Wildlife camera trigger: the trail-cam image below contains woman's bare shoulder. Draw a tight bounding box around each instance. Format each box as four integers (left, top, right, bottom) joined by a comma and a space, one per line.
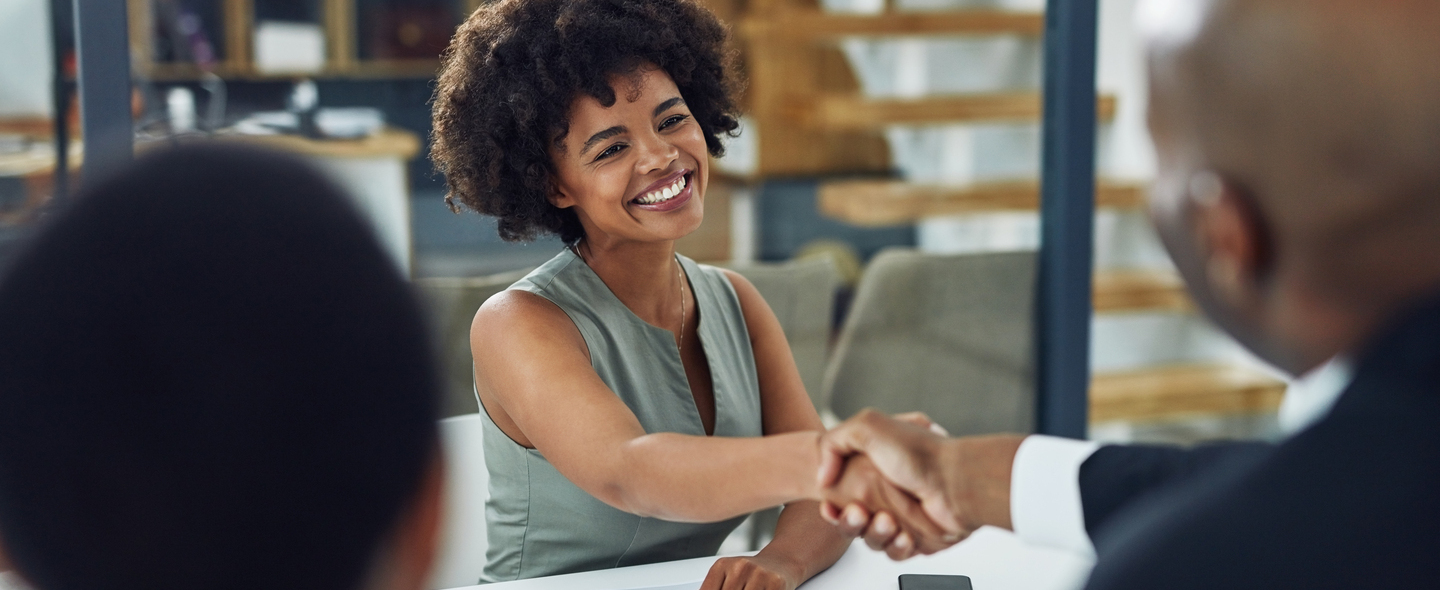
717, 268, 768, 314
471, 289, 583, 351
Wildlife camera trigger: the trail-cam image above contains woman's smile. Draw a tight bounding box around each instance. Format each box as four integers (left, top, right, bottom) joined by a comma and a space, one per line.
631, 170, 694, 211
548, 65, 710, 244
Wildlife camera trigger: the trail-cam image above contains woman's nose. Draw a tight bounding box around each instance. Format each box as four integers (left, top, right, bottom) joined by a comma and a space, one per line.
635, 133, 679, 174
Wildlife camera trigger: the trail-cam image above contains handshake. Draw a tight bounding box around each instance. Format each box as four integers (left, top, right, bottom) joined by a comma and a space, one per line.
813, 410, 1025, 560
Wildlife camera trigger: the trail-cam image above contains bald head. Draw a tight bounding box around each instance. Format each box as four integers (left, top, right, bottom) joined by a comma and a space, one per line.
1138, 0, 1440, 372
1149, 0, 1440, 286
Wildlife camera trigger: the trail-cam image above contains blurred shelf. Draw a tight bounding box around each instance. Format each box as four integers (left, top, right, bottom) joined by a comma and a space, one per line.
818, 179, 1145, 226
740, 9, 1045, 40
0, 151, 63, 178
0, 129, 417, 179
339, 59, 443, 78
1093, 269, 1193, 314
128, 0, 455, 82
1090, 364, 1287, 423
803, 92, 1116, 131
139, 60, 441, 81
0, 118, 57, 138
0, 144, 83, 177
218, 127, 421, 158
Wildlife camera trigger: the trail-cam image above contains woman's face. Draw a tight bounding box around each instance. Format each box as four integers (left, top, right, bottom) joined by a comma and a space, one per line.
549, 65, 709, 247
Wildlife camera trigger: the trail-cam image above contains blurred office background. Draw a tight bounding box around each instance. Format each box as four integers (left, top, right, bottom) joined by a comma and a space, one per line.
0, 0, 1287, 455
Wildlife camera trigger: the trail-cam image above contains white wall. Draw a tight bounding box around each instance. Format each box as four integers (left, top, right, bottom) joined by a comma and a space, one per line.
1095, 0, 1155, 181
0, 0, 55, 118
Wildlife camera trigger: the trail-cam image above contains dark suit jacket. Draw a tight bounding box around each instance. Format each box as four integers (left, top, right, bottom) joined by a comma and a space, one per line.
1077, 294, 1440, 589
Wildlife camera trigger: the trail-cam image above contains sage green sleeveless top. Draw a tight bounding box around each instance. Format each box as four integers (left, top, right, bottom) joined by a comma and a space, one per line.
478, 248, 762, 583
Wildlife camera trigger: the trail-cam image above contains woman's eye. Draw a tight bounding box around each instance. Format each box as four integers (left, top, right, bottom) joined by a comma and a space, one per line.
595, 144, 626, 161
659, 114, 689, 131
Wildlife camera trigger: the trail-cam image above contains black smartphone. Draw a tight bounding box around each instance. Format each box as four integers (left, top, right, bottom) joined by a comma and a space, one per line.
898, 574, 974, 590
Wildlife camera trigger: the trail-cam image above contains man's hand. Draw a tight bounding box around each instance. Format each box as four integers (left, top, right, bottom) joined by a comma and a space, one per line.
817, 409, 1025, 559
700, 553, 802, 590
818, 411, 963, 536
819, 454, 958, 560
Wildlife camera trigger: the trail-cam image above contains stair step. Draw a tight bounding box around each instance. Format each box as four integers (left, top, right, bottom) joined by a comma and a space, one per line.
740, 9, 1045, 40
1090, 364, 1287, 423
1093, 269, 1193, 314
818, 179, 1145, 226
801, 92, 1116, 131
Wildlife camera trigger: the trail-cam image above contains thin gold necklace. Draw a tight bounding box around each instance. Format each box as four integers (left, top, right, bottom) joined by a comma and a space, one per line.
675, 254, 686, 355
572, 239, 686, 353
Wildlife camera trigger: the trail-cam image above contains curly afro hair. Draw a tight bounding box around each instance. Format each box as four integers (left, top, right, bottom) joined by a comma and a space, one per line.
430, 0, 742, 243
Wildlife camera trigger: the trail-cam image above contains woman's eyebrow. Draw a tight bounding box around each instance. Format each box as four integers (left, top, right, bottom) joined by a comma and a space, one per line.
653, 96, 685, 117
580, 126, 625, 156
577, 97, 685, 156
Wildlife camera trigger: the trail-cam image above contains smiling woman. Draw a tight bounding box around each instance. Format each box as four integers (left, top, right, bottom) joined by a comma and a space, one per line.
426, 0, 892, 587
431, 0, 739, 244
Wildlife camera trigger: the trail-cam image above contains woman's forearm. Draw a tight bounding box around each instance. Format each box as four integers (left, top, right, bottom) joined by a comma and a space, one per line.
606, 431, 822, 522
758, 500, 851, 584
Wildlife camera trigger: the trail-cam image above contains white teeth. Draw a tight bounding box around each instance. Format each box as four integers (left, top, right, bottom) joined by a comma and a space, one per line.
635, 175, 688, 205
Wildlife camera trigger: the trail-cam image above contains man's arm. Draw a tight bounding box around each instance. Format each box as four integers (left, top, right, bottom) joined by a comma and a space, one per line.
1078, 442, 1272, 537
1010, 435, 1100, 554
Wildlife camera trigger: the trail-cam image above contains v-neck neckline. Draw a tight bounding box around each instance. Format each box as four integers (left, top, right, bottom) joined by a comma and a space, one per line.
564, 248, 720, 436
564, 246, 702, 341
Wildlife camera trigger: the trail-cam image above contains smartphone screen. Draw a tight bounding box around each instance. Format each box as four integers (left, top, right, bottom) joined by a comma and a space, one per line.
898, 574, 974, 590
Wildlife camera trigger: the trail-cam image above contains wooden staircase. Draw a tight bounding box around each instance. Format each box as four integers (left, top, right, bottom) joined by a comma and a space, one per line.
819, 179, 1145, 225
715, 0, 1286, 427
738, 8, 1045, 39
799, 92, 1116, 130
1091, 364, 1286, 423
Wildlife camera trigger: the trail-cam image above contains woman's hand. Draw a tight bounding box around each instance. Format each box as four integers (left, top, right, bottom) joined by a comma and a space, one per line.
819, 453, 958, 560
700, 553, 804, 590
817, 411, 1024, 561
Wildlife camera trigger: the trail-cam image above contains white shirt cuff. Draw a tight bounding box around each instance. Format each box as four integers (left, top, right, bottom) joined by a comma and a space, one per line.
1010, 434, 1101, 556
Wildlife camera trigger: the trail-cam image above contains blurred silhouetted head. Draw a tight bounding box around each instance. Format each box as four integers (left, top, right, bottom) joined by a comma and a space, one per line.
0, 145, 442, 590
1140, 0, 1440, 373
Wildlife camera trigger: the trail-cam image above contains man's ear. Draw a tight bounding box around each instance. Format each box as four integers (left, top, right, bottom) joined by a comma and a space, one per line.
1191, 173, 1273, 310
368, 447, 446, 590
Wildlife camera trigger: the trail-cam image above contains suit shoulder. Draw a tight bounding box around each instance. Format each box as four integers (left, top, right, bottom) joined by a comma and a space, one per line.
1086, 415, 1440, 589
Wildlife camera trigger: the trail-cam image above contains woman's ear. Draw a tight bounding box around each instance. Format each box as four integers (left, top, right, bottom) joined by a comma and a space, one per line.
548, 183, 576, 209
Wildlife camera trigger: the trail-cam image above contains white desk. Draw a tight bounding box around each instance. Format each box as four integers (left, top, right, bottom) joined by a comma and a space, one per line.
450, 527, 1093, 590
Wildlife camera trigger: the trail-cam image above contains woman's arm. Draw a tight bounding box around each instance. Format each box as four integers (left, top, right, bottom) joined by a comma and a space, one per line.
698, 271, 851, 589
471, 289, 821, 523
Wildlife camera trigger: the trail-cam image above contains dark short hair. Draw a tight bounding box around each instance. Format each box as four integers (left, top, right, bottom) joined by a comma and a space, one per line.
430, 0, 741, 243
0, 145, 440, 590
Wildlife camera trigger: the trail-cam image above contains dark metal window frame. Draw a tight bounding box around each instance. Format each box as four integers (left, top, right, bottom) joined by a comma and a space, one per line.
1037, 0, 1100, 438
